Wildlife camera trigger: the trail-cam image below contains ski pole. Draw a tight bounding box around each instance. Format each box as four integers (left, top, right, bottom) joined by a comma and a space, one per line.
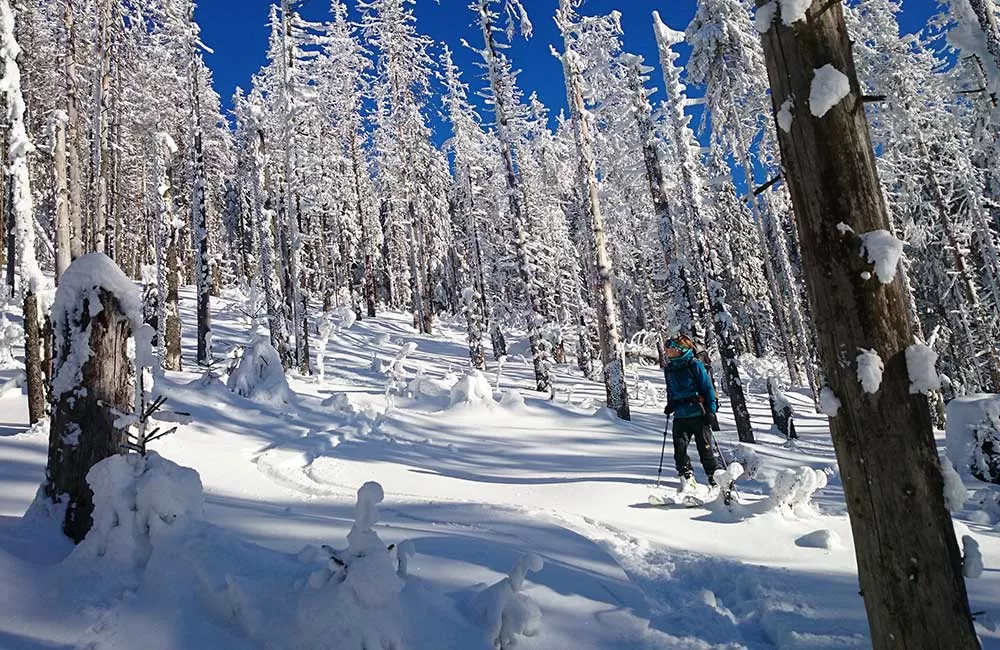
656, 416, 670, 488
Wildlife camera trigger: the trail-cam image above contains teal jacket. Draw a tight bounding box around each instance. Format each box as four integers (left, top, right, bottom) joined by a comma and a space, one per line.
663, 349, 719, 419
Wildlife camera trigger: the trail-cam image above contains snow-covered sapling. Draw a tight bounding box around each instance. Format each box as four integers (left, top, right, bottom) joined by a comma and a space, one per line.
472, 553, 544, 649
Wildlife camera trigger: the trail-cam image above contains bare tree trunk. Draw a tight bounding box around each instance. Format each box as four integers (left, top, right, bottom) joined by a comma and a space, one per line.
189, 43, 211, 367
54, 115, 71, 280
758, 3, 978, 647
153, 134, 182, 372
24, 293, 44, 423
45, 260, 134, 543
64, 0, 83, 258
478, 0, 550, 393
561, 42, 629, 420
350, 130, 377, 318
90, 0, 111, 253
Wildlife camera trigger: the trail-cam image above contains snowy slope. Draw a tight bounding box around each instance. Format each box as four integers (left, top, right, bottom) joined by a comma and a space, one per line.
0, 287, 998, 649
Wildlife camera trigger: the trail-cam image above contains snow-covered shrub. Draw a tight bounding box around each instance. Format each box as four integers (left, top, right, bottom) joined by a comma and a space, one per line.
316, 307, 358, 382
733, 444, 761, 480
70, 451, 204, 571
472, 553, 544, 649
449, 370, 495, 408
297, 482, 403, 649
946, 395, 1000, 484
407, 363, 458, 399
227, 330, 296, 407
969, 488, 1000, 526
962, 536, 983, 579
500, 388, 526, 410
0, 309, 23, 368
941, 455, 968, 512
769, 466, 828, 516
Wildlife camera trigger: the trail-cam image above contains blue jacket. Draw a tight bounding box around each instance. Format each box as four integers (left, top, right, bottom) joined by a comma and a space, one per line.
663, 349, 719, 419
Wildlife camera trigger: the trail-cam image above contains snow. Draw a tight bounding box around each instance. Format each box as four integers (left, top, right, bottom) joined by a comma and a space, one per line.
859, 229, 905, 284
471, 553, 544, 648
942, 455, 968, 513
796, 529, 841, 550
226, 329, 296, 407
856, 348, 884, 394
906, 342, 942, 394
50, 253, 143, 399
2, 295, 1000, 649
964, 535, 984, 579
946, 395, 1000, 482
448, 369, 495, 408
809, 64, 851, 117
70, 451, 204, 572
755, 1, 778, 33
777, 97, 794, 132
779, 0, 812, 25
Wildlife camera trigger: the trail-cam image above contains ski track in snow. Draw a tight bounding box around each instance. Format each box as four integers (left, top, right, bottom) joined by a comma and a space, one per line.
1, 288, 998, 648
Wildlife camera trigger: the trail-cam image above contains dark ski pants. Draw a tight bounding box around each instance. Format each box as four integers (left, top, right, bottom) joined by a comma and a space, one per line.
673, 416, 719, 482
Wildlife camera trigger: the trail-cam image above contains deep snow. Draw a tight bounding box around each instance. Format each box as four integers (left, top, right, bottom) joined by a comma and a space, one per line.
0, 286, 997, 649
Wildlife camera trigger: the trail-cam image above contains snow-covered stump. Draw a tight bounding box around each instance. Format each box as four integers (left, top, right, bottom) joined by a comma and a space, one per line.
767, 378, 796, 440
45, 253, 140, 543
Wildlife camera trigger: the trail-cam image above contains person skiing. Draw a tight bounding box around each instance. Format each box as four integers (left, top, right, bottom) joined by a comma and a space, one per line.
662, 335, 720, 492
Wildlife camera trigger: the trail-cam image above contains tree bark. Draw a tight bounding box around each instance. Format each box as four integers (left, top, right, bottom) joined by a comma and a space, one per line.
46, 280, 133, 544
758, 3, 978, 647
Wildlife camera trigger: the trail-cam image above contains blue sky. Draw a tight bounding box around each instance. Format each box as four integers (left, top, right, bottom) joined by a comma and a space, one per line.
198, 0, 941, 125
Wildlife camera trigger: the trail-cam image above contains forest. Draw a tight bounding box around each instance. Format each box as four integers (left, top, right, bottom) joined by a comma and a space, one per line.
0, 0, 998, 648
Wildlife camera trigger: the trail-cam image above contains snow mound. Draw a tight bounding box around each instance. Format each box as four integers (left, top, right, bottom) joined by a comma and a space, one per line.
500, 388, 526, 409
449, 370, 496, 408
70, 452, 204, 572
769, 467, 828, 516
859, 230, 904, 284
809, 64, 850, 117
906, 342, 941, 394
856, 348, 883, 394
471, 553, 544, 648
227, 331, 296, 407
795, 529, 841, 550
946, 395, 1000, 483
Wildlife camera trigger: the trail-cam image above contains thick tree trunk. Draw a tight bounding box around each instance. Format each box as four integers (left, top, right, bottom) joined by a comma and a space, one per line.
758, 3, 978, 647
45, 262, 134, 543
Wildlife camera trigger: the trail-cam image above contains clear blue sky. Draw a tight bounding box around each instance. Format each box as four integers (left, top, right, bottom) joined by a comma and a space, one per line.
197, 0, 941, 127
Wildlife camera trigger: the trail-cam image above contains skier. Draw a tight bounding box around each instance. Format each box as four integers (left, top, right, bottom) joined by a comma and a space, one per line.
662, 336, 720, 493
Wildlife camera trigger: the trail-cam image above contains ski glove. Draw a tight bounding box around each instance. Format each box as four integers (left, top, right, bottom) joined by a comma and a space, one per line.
664, 403, 675, 416
702, 412, 716, 427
